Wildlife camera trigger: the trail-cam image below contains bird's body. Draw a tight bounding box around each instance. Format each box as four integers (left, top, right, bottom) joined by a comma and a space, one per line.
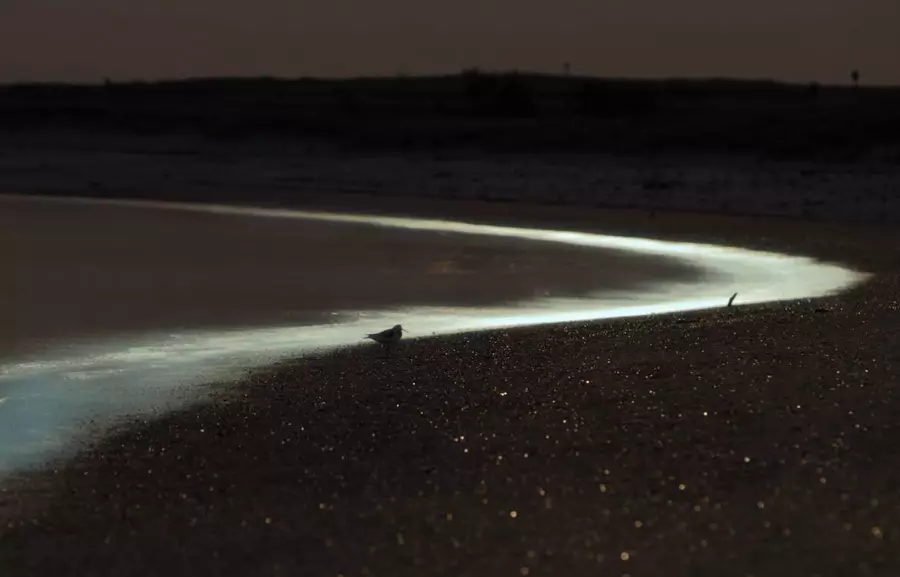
365, 324, 406, 357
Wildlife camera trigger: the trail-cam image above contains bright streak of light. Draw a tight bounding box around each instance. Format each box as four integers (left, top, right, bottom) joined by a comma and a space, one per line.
0, 194, 869, 472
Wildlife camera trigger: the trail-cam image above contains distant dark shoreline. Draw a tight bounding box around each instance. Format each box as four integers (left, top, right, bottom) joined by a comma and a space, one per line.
2, 72, 899, 160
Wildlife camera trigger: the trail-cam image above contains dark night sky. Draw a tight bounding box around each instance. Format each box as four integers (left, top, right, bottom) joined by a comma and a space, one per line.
1, 0, 897, 84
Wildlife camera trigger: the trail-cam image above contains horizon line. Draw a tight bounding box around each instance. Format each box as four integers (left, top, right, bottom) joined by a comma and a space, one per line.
1, 71, 895, 90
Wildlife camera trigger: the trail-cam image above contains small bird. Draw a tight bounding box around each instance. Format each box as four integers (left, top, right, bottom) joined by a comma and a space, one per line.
365, 324, 407, 357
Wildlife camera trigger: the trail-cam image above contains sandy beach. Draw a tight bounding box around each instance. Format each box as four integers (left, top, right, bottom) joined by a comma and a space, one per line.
1, 192, 897, 576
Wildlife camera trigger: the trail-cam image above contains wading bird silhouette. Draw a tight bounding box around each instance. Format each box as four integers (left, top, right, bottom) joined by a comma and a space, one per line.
365, 324, 407, 357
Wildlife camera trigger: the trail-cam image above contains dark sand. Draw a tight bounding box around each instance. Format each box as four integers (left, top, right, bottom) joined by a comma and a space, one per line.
0, 196, 696, 362
1, 201, 899, 577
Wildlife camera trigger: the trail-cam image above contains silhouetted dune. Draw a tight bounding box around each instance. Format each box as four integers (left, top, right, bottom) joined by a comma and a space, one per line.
2, 73, 899, 159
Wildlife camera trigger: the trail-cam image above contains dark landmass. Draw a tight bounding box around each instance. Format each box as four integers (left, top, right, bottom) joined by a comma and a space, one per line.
2, 205, 898, 577
3, 73, 899, 227
2, 73, 900, 160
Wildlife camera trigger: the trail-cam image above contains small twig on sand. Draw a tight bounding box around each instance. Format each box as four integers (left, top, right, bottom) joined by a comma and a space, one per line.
727, 292, 738, 307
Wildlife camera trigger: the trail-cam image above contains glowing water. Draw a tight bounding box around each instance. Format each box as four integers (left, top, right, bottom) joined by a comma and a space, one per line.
0, 196, 868, 472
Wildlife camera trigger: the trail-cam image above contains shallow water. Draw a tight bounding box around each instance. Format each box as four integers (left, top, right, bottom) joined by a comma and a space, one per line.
0, 195, 694, 361
0, 195, 867, 472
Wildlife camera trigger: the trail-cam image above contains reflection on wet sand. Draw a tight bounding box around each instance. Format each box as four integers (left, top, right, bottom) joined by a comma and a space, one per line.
0, 195, 867, 472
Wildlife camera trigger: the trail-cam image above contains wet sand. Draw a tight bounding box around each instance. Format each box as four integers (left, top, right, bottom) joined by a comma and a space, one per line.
1, 199, 897, 577
0, 195, 697, 362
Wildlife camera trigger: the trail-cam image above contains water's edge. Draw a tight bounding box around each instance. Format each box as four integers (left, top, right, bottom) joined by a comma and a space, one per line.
0, 194, 869, 473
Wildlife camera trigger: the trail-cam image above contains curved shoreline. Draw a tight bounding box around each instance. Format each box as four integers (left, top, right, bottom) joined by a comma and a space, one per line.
2, 195, 897, 576
0, 193, 868, 379
0, 194, 868, 473
1, 192, 870, 300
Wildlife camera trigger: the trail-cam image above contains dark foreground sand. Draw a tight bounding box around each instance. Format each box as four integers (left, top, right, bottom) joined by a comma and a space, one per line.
1, 203, 899, 577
